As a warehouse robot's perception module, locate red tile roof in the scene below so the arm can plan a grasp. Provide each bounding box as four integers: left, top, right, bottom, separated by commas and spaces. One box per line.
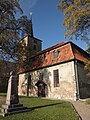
19, 41, 90, 74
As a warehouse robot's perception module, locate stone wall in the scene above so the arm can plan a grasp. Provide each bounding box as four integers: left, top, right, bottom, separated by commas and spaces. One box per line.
20, 36, 42, 61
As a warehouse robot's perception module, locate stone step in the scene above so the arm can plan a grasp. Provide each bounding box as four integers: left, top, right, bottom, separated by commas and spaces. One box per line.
7, 106, 28, 112
2, 104, 23, 109
2, 108, 31, 117
10, 104, 23, 108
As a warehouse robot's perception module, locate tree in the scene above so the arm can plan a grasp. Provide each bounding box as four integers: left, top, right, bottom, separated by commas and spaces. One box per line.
57, 0, 90, 44
87, 47, 90, 53
57, 0, 90, 71
0, 0, 31, 61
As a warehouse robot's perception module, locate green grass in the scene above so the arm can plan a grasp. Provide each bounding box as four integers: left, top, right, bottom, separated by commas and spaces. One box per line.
0, 93, 6, 96
86, 98, 90, 104
0, 95, 79, 120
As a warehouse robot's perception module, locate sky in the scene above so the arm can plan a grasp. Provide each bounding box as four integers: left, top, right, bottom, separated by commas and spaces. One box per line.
19, 0, 87, 50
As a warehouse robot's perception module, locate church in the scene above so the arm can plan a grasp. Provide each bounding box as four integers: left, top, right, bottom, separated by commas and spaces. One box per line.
18, 17, 90, 101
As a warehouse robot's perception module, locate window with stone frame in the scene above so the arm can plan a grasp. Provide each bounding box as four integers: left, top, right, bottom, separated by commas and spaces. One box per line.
27, 75, 31, 96
33, 45, 37, 50
53, 69, 59, 87
34, 39, 37, 44
27, 75, 31, 89
40, 54, 46, 63
53, 49, 60, 59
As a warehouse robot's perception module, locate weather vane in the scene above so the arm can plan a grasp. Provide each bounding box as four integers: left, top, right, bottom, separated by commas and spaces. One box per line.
30, 12, 32, 19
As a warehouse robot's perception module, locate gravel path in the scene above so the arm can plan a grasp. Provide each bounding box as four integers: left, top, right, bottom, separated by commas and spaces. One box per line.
70, 100, 90, 120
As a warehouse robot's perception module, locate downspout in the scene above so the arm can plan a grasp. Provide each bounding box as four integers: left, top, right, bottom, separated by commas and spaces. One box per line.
74, 60, 80, 100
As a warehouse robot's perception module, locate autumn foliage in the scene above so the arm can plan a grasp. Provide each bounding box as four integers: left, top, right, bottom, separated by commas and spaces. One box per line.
57, 0, 90, 43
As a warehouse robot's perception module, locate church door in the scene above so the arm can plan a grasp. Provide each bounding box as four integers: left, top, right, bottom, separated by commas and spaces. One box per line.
38, 83, 45, 97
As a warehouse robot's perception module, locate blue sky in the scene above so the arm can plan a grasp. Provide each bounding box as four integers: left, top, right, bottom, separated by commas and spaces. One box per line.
19, 0, 87, 50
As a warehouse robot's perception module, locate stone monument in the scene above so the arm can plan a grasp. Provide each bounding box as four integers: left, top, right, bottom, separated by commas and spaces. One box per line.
1, 71, 29, 116
6, 71, 19, 105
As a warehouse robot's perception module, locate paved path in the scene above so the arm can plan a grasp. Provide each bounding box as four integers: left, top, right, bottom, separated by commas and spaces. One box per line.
42, 98, 90, 120
70, 100, 90, 120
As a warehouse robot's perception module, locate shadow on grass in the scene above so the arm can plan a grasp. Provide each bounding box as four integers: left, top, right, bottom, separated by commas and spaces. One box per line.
0, 101, 64, 116
28, 102, 64, 111
0, 95, 64, 116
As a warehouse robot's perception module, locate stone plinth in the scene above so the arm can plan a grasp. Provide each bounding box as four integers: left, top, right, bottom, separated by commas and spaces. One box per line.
1, 104, 30, 117
0, 71, 30, 117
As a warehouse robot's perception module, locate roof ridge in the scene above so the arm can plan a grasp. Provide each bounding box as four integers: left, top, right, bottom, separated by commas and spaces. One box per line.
69, 42, 76, 60
30, 41, 67, 58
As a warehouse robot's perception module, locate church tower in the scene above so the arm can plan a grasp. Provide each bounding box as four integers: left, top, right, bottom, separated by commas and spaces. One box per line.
19, 13, 42, 72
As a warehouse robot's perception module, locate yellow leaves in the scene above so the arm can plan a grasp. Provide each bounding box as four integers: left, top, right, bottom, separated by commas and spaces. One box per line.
58, 0, 90, 40
64, 3, 90, 37
64, 4, 75, 15
64, 30, 73, 38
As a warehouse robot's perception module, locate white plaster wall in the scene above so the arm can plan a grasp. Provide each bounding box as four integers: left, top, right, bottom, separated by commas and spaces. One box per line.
18, 61, 77, 100
22, 36, 28, 46
46, 61, 77, 100
18, 73, 28, 96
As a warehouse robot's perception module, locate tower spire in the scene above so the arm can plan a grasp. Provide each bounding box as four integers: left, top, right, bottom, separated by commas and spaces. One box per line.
29, 12, 33, 37
30, 12, 32, 20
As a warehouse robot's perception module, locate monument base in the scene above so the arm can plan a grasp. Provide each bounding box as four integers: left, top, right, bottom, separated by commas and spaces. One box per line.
1, 104, 30, 117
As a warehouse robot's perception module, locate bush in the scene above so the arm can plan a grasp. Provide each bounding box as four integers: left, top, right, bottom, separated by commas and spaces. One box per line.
0, 77, 8, 93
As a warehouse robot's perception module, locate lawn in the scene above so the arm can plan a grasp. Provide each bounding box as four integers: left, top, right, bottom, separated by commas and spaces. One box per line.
0, 95, 79, 120
86, 98, 90, 104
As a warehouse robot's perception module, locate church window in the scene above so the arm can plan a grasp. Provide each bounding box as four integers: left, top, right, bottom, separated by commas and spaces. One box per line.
41, 54, 45, 62
33, 45, 37, 50
34, 40, 37, 44
27, 75, 31, 89
53, 49, 60, 59
53, 69, 59, 87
